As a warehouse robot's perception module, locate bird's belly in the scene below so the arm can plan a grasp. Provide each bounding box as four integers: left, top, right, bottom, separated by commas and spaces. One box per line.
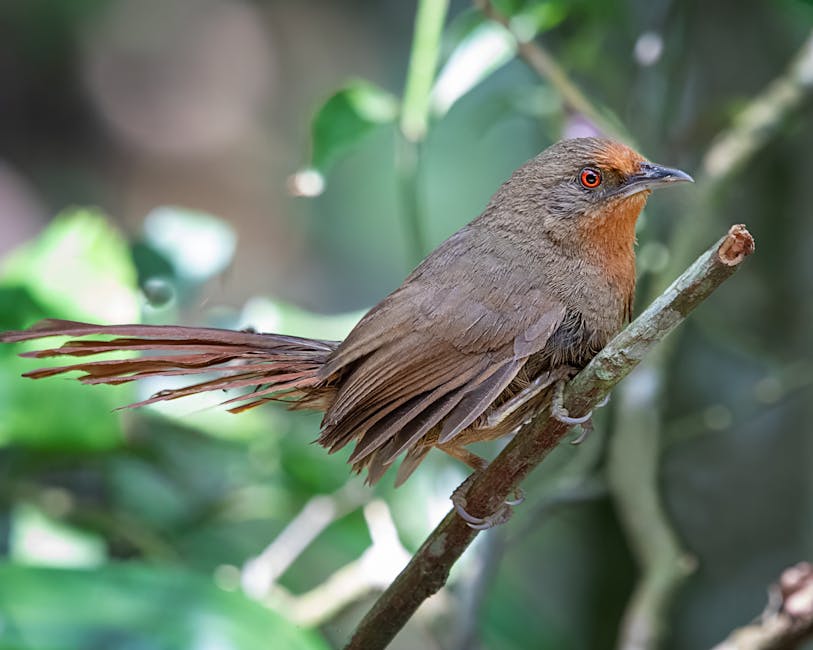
532, 310, 614, 374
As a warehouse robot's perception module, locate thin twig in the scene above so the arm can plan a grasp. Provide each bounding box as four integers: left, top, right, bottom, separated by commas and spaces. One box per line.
241, 481, 368, 600
475, 0, 627, 141
264, 501, 412, 627
344, 225, 755, 650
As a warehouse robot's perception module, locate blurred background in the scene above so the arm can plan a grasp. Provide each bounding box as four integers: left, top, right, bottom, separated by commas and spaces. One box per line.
0, 1, 812, 649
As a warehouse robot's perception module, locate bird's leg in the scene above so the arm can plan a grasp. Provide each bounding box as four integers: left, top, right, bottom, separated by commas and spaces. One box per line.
476, 372, 559, 431
442, 444, 524, 530
440, 444, 490, 473
551, 380, 610, 444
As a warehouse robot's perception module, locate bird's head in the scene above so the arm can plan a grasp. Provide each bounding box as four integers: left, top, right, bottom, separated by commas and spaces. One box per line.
499, 137, 693, 247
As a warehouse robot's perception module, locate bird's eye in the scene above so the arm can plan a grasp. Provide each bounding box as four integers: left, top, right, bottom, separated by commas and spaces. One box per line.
579, 167, 602, 189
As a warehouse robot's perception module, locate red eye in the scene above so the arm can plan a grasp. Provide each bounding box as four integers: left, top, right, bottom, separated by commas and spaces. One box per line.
579, 167, 602, 189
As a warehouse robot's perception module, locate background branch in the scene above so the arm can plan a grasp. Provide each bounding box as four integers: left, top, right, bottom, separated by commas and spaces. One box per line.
712, 562, 813, 650
611, 31, 813, 650
345, 224, 755, 650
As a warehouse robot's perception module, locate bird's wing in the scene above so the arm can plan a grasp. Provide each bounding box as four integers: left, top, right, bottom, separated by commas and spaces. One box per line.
317, 232, 566, 474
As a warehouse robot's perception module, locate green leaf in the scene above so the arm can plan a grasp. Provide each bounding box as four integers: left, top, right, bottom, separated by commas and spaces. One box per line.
431, 17, 516, 117
0, 562, 329, 650
10, 505, 106, 568
506, 0, 569, 35
0, 209, 140, 449
1, 208, 139, 323
431, 2, 569, 118
0, 356, 128, 449
309, 80, 399, 173
0, 286, 49, 333
143, 206, 237, 282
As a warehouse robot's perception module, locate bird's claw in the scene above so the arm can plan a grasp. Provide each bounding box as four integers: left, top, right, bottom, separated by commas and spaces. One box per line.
555, 409, 593, 425
503, 487, 525, 507
552, 381, 611, 445
596, 394, 610, 409
450, 481, 522, 530
570, 419, 593, 445
451, 494, 512, 530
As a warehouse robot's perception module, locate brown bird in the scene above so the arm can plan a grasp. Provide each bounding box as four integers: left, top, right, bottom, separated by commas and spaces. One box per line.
1, 138, 691, 517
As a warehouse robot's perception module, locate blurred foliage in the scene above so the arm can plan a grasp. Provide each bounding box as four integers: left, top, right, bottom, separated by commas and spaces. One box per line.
0, 0, 812, 649
308, 80, 399, 174
0, 211, 135, 450
0, 562, 327, 650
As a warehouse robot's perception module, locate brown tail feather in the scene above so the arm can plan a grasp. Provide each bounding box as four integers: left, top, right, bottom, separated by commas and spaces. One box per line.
1, 319, 339, 411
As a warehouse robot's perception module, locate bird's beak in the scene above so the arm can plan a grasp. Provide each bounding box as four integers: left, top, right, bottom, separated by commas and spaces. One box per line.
618, 161, 694, 197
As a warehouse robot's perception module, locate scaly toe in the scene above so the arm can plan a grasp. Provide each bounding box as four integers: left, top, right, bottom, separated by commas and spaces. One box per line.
554, 409, 593, 425
551, 379, 593, 426
451, 490, 516, 529
570, 419, 593, 445
451, 493, 489, 526
504, 487, 525, 507
465, 508, 510, 530
463, 503, 513, 530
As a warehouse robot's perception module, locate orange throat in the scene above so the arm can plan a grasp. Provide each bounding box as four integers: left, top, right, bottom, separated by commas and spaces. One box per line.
578, 191, 649, 294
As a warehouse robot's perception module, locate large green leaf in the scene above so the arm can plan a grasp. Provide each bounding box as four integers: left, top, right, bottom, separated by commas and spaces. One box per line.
1, 209, 139, 323
431, 16, 516, 117
308, 80, 398, 174
0, 210, 141, 449
0, 562, 329, 650
431, 3, 569, 118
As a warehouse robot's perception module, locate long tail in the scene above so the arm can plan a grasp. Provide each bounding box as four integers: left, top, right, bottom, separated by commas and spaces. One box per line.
1, 319, 339, 413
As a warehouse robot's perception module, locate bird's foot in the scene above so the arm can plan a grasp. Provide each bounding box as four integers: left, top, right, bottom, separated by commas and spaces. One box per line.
503, 487, 525, 507
450, 476, 524, 530
551, 381, 610, 445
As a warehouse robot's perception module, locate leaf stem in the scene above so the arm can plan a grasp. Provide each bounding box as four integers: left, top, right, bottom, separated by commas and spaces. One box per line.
396, 136, 426, 265
400, 0, 450, 142
396, 0, 450, 265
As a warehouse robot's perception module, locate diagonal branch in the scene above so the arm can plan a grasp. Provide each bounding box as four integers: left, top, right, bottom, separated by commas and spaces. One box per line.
344, 224, 755, 650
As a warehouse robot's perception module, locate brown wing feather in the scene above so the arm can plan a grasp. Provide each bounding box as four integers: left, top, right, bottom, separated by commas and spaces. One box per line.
345, 354, 494, 463
436, 357, 523, 444
317, 229, 569, 479
318, 340, 485, 453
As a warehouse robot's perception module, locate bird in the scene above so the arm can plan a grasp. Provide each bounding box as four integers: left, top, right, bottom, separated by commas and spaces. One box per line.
1, 137, 692, 514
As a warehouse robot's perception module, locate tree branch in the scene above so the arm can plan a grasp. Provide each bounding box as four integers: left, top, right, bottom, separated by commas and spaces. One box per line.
713, 562, 813, 650
344, 224, 755, 650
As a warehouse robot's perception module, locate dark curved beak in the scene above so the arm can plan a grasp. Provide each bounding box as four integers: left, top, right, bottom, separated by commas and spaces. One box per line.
618, 161, 694, 197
